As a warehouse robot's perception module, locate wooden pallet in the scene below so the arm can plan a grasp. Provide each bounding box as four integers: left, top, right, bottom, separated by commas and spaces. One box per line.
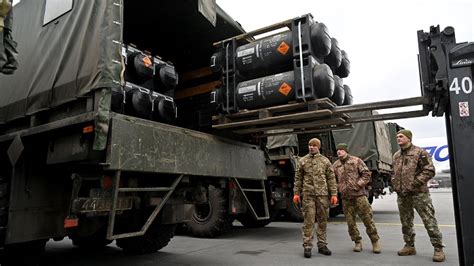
212, 98, 351, 135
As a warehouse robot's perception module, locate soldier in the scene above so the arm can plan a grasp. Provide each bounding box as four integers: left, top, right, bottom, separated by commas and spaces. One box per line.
0, 0, 18, 75
332, 143, 381, 253
0, 0, 10, 30
392, 129, 445, 262
293, 138, 338, 258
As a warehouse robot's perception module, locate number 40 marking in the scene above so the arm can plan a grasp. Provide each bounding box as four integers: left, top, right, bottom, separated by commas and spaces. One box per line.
449, 76, 473, 95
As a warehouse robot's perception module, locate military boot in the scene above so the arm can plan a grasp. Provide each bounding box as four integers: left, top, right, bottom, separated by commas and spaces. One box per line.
303, 247, 312, 258
318, 246, 332, 256
433, 247, 445, 262
372, 241, 381, 254
397, 245, 416, 256
353, 241, 362, 252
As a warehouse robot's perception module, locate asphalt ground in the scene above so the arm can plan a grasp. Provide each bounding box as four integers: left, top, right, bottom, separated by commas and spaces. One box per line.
40, 188, 458, 265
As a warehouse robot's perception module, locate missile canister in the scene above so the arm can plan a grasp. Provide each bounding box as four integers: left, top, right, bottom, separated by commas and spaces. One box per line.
342, 84, 353, 105
335, 50, 350, 78
324, 38, 342, 70
153, 59, 178, 93
313, 63, 335, 99
152, 96, 177, 122
229, 22, 331, 79
123, 82, 176, 122
125, 51, 154, 85
330, 75, 345, 106
237, 71, 295, 110
310, 22, 332, 58
236, 63, 334, 110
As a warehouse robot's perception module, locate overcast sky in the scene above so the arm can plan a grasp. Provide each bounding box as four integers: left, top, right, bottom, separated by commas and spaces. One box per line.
217, 0, 474, 141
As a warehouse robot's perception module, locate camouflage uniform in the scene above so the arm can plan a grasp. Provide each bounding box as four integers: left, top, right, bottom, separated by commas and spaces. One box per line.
392, 144, 443, 248
333, 154, 379, 243
294, 153, 337, 249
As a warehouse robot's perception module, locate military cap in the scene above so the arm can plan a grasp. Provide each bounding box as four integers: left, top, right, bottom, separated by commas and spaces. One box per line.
397, 129, 412, 140
308, 138, 321, 148
336, 143, 349, 152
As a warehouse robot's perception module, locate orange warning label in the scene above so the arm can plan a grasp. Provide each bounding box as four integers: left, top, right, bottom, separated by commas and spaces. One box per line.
142, 56, 152, 67
279, 82, 292, 96
277, 42, 290, 55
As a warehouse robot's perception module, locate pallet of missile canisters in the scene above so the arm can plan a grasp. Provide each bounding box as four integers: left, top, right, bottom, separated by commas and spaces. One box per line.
208, 14, 353, 135
111, 44, 179, 123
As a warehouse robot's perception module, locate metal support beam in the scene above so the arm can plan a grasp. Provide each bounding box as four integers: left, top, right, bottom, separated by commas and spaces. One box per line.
332, 96, 430, 114
346, 110, 430, 123
214, 18, 292, 47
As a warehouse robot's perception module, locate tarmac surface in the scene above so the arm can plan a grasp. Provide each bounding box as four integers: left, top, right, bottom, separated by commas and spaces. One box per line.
41, 188, 458, 265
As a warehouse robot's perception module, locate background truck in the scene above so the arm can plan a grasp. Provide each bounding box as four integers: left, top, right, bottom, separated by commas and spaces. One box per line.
269, 111, 397, 220
0, 0, 272, 263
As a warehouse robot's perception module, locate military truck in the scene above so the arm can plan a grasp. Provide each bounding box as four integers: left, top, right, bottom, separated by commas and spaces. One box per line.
272, 111, 396, 220
0, 0, 273, 263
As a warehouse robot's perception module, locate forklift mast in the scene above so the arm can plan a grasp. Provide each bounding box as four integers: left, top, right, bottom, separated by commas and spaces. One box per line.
417, 25, 474, 266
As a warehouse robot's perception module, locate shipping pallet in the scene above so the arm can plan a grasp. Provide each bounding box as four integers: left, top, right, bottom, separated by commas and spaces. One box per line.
212, 98, 352, 135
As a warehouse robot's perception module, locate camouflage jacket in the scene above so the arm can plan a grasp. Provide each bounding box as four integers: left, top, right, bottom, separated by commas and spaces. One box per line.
333, 154, 371, 199
391, 144, 435, 194
294, 153, 337, 196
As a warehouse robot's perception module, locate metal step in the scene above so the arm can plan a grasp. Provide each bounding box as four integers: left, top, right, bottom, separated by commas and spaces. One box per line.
233, 178, 269, 220
106, 172, 183, 240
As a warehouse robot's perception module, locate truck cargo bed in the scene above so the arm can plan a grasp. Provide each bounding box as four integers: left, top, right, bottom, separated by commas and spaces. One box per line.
106, 113, 266, 180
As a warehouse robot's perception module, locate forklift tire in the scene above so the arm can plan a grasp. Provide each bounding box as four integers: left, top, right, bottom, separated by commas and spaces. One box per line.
186, 185, 231, 238
116, 224, 176, 254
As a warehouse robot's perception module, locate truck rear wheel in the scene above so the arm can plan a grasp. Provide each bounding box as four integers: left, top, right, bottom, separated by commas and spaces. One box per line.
237, 209, 277, 228
1, 239, 48, 266
186, 185, 231, 238
285, 193, 303, 222
329, 204, 343, 217
368, 194, 374, 204
0, 176, 9, 246
71, 229, 112, 249
116, 224, 176, 254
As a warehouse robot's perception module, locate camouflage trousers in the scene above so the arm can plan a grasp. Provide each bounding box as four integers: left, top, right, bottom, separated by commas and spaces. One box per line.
397, 193, 443, 248
342, 196, 379, 243
301, 194, 329, 249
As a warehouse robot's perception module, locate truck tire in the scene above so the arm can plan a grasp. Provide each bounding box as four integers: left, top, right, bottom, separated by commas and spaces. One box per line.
285, 193, 303, 222
329, 204, 343, 218
1, 239, 48, 266
0, 176, 9, 246
71, 229, 113, 249
368, 194, 374, 205
237, 209, 277, 228
116, 224, 176, 254
186, 185, 231, 238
